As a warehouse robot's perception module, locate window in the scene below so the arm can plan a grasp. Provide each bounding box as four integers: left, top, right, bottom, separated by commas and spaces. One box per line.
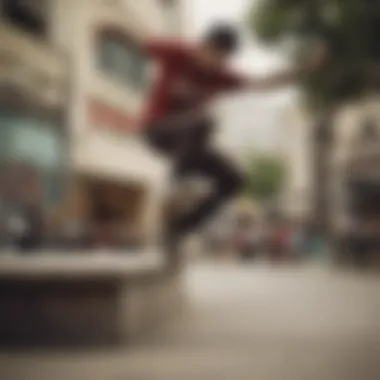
2, 0, 48, 37
97, 29, 148, 91
0, 111, 66, 205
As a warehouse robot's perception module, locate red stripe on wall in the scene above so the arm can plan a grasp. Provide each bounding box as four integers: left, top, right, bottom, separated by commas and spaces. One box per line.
88, 98, 140, 132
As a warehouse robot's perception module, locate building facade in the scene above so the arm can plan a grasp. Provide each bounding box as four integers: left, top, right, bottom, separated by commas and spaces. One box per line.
0, 0, 183, 247
0, 1, 70, 243
330, 97, 380, 234
282, 97, 380, 237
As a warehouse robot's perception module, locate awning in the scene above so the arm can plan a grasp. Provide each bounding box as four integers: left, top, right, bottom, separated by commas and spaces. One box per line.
72, 130, 169, 187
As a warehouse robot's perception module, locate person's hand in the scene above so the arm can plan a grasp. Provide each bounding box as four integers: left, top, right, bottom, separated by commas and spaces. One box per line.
303, 42, 329, 73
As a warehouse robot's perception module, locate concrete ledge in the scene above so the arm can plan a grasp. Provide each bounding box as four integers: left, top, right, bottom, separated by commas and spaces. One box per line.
0, 251, 184, 347
0, 251, 163, 279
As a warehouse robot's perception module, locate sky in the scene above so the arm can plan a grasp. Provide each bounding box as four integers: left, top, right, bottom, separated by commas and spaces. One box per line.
184, 0, 297, 156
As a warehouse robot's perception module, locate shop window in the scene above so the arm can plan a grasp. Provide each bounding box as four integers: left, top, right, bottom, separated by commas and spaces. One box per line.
0, 111, 66, 205
96, 29, 148, 91
2, 0, 48, 38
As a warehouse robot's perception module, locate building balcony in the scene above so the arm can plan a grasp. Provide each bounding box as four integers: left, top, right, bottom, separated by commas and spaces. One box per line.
0, 21, 69, 109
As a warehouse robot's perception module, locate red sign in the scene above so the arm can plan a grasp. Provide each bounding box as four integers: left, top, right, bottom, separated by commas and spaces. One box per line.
88, 99, 140, 132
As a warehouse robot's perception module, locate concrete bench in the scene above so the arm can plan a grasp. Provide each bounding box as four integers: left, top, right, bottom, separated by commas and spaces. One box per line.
0, 251, 184, 347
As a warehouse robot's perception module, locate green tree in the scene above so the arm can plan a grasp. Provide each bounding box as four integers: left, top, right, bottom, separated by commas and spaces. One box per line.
247, 0, 380, 235
244, 155, 287, 202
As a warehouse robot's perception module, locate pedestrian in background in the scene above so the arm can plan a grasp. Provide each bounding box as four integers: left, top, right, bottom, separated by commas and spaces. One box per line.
236, 217, 259, 261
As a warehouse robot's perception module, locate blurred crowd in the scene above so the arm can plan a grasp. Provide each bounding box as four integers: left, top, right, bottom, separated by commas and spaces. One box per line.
205, 212, 380, 270
339, 218, 380, 270
205, 216, 321, 264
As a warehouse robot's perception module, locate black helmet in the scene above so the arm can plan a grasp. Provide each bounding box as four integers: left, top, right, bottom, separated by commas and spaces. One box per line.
203, 23, 240, 54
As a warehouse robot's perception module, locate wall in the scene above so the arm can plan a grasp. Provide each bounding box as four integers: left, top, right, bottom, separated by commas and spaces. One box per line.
47, 0, 183, 237
0, 21, 68, 109
0, 255, 184, 346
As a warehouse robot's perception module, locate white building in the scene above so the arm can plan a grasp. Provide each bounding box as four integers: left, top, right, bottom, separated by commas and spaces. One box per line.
280, 96, 380, 231
0, 0, 183, 243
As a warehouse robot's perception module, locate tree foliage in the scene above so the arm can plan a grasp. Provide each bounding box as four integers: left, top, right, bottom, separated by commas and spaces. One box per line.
244, 155, 287, 202
248, 0, 380, 110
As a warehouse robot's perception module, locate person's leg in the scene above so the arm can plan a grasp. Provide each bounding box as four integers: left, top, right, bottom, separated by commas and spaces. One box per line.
148, 112, 214, 257
171, 148, 243, 237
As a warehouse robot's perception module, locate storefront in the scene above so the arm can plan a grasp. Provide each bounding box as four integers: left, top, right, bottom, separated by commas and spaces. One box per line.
345, 119, 380, 220
70, 176, 147, 248
342, 127, 380, 267
67, 98, 169, 249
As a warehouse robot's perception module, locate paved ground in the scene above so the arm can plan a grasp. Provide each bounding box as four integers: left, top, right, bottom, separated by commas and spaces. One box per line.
1, 262, 380, 380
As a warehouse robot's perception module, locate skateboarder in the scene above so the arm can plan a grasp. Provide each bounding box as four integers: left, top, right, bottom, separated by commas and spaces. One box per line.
129, 23, 326, 246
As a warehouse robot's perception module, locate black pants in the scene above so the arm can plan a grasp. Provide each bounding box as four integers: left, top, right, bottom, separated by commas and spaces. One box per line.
145, 113, 243, 236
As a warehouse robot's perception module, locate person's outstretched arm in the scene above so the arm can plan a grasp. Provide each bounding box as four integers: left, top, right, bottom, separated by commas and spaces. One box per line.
246, 44, 328, 92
